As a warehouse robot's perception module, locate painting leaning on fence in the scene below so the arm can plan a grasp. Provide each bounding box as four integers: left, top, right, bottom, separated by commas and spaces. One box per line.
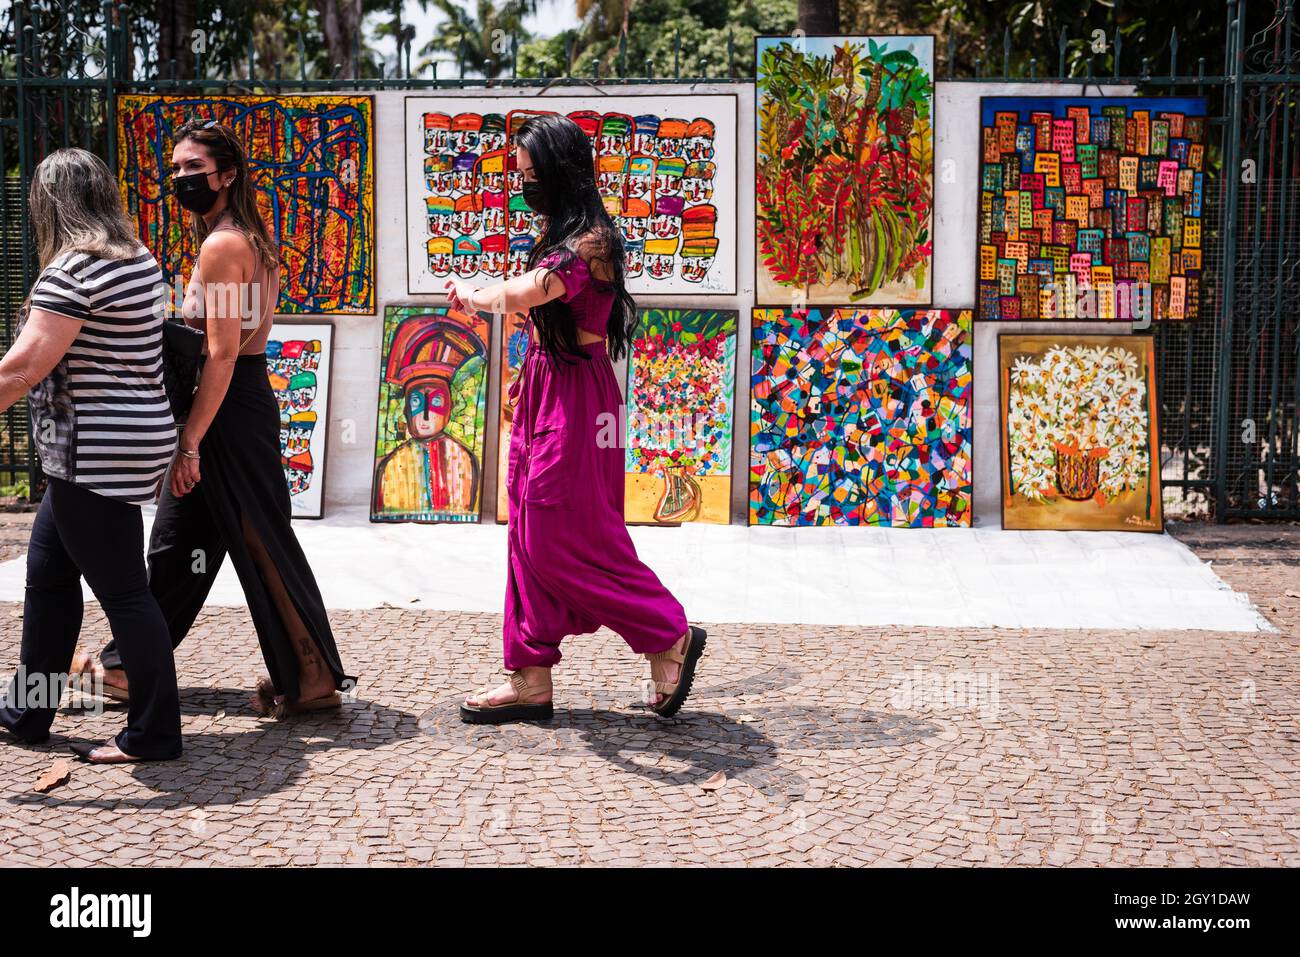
495, 311, 530, 523
372, 306, 489, 524
624, 309, 738, 525
404, 95, 738, 297
977, 96, 1208, 321
999, 334, 1163, 532
755, 35, 935, 305
116, 94, 376, 315
266, 323, 333, 520
750, 308, 972, 527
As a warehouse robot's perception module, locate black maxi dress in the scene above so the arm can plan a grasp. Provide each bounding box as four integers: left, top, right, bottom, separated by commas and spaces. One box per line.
100, 354, 353, 703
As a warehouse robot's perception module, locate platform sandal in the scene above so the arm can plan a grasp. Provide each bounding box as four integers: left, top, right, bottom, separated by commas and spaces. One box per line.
460, 671, 554, 724
644, 625, 707, 718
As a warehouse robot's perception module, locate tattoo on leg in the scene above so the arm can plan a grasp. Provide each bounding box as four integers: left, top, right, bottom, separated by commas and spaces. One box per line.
298, 637, 320, 667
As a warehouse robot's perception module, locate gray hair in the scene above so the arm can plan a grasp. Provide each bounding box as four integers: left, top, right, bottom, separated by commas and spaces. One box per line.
29, 147, 141, 269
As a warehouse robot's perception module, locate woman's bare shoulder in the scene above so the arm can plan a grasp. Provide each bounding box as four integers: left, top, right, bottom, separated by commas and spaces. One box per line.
198, 228, 257, 279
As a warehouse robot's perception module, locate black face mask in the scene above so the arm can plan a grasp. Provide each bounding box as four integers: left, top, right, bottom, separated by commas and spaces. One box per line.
521, 180, 550, 215
173, 170, 223, 214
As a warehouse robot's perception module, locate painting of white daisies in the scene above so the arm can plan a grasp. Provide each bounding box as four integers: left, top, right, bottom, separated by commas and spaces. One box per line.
998, 335, 1162, 532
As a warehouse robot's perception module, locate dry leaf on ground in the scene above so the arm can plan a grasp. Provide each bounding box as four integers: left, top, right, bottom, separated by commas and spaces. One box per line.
35, 759, 72, 793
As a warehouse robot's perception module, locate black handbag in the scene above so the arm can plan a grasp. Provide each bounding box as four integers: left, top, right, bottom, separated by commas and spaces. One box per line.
161, 317, 204, 420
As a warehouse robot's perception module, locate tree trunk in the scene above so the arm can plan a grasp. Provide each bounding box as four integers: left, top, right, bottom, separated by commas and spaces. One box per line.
798, 0, 840, 34
156, 0, 197, 79
390, 1, 405, 78
316, 0, 363, 78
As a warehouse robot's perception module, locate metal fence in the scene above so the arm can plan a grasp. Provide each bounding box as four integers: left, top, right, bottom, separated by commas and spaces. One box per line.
1, 0, 1296, 519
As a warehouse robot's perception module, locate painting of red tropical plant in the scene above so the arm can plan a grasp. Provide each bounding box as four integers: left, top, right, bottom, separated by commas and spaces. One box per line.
756, 36, 934, 304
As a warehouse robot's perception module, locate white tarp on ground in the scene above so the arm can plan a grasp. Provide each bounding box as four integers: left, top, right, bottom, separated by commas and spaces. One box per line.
0, 507, 1272, 633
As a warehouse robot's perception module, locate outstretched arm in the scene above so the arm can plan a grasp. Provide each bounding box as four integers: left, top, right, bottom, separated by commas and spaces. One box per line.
442, 266, 566, 316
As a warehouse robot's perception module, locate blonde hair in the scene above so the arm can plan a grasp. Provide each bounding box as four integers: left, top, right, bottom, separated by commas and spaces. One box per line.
29, 147, 141, 269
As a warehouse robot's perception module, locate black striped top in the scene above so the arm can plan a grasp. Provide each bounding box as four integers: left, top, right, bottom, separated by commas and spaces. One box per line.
26, 248, 176, 503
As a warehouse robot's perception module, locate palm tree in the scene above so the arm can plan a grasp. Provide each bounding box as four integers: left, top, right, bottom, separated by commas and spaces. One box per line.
576, 0, 629, 39
418, 0, 536, 80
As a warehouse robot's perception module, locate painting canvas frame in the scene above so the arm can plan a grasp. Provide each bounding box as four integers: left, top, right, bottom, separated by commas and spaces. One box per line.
371, 305, 491, 525
403, 94, 739, 297
115, 94, 376, 315
495, 311, 530, 523
267, 321, 334, 520
754, 34, 936, 307
975, 95, 1209, 322
624, 308, 740, 526
748, 306, 973, 527
998, 332, 1163, 532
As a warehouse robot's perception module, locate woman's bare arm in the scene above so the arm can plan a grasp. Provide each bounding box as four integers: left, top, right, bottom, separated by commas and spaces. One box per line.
0, 308, 83, 413
446, 265, 566, 315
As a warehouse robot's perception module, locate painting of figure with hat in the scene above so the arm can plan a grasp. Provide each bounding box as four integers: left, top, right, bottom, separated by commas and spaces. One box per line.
372, 306, 489, 523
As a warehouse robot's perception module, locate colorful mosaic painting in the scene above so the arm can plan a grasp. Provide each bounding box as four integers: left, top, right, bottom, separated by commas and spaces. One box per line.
117, 95, 375, 314
404, 95, 737, 296
495, 311, 530, 523
977, 96, 1207, 321
372, 306, 489, 524
749, 308, 972, 527
999, 334, 1162, 532
625, 309, 738, 525
266, 323, 333, 519
756, 36, 934, 305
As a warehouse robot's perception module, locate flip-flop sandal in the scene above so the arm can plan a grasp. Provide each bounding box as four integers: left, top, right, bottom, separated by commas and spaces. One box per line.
460, 671, 554, 725
96, 679, 131, 704
645, 625, 707, 718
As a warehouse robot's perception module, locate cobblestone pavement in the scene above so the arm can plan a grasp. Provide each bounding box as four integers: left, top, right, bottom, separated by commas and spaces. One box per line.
0, 513, 1296, 866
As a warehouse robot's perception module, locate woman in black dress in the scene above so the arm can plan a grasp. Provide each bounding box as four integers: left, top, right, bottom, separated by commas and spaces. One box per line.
74, 119, 353, 716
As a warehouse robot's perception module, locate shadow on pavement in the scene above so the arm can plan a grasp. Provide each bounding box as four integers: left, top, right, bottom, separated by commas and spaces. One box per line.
5, 685, 420, 811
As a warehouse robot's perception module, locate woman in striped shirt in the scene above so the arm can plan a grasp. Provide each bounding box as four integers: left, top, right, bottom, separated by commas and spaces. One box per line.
0, 148, 182, 763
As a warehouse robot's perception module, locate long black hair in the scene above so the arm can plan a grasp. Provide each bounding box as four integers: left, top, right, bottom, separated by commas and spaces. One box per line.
517, 113, 637, 363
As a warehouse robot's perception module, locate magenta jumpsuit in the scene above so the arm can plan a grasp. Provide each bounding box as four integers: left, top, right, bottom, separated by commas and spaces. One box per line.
503, 251, 689, 670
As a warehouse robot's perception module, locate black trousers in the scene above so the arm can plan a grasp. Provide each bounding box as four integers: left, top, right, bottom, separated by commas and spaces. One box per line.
101, 355, 352, 702
0, 477, 182, 758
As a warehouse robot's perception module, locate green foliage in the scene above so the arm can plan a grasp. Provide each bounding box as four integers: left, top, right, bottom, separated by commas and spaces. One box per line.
841, 0, 1228, 81
0, 480, 30, 499
518, 0, 797, 78
416, 0, 533, 80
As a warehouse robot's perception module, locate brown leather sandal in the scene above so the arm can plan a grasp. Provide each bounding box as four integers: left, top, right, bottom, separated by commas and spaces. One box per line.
69, 650, 131, 703
460, 671, 554, 724
253, 676, 342, 719
645, 625, 707, 718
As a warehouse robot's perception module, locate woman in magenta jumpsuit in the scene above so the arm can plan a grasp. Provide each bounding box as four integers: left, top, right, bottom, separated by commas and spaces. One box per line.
443, 113, 706, 724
